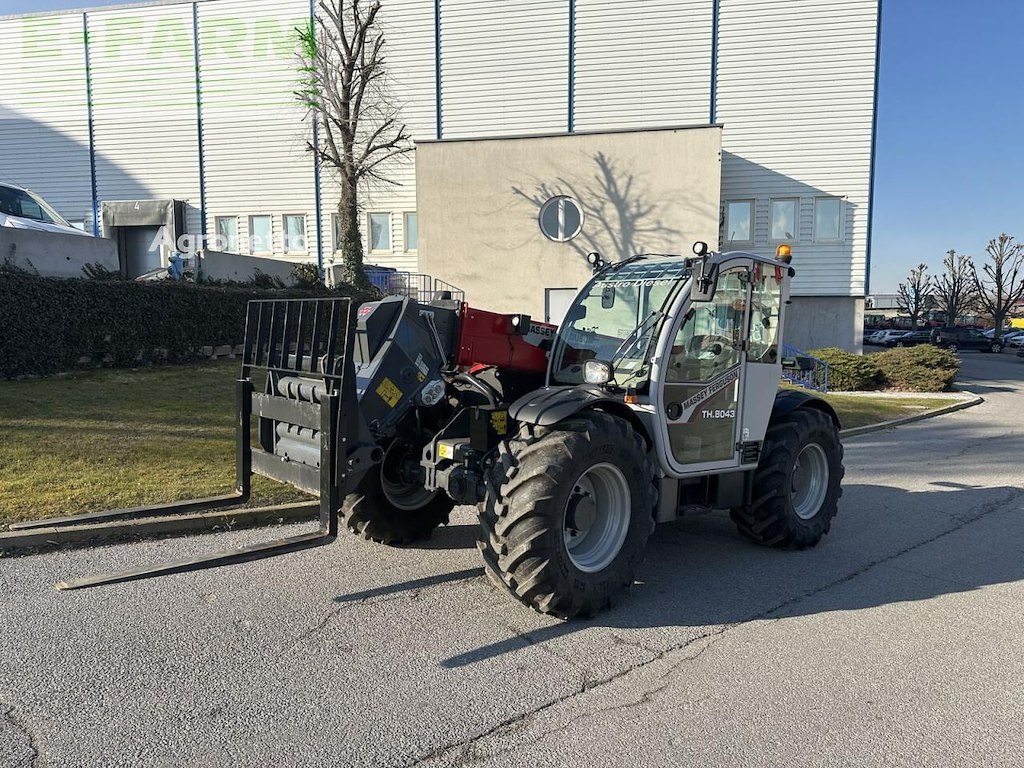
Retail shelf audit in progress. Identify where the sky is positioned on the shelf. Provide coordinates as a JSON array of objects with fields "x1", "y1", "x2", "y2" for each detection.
[{"x1": 1, "y1": 0, "x2": 1021, "y2": 295}]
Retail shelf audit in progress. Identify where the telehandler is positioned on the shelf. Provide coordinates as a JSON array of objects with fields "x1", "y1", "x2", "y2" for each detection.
[{"x1": 21, "y1": 242, "x2": 842, "y2": 618}]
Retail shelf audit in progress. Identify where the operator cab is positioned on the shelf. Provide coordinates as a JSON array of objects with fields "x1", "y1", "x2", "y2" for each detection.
[{"x1": 545, "y1": 245, "x2": 791, "y2": 478}]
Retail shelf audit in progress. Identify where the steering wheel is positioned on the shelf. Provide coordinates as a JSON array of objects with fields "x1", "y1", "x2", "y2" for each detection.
[{"x1": 691, "y1": 335, "x2": 733, "y2": 358}]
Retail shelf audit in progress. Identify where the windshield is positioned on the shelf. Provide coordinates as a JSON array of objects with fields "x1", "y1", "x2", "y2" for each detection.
[
  {"x1": 550, "y1": 259, "x2": 691, "y2": 388},
  {"x1": 0, "y1": 186, "x2": 69, "y2": 226}
]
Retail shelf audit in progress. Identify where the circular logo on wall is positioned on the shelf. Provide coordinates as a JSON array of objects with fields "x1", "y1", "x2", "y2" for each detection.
[{"x1": 538, "y1": 196, "x2": 584, "y2": 242}]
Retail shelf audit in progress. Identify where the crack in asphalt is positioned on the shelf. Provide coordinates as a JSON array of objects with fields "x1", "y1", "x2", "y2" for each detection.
[
  {"x1": 3, "y1": 705, "x2": 39, "y2": 768},
  {"x1": 278, "y1": 570, "x2": 484, "y2": 656},
  {"x1": 757, "y1": 486, "x2": 1024, "y2": 623},
  {"x1": 402, "y1": 629, "x2": 723, "y2": 768},
  {"x1": 403, "y1": 484, "x2": 1024, "y2": 767}
]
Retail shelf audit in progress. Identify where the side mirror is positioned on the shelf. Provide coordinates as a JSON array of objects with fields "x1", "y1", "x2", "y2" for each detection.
[
  {"x1": 690, "y1": 263, "x2": 719, "y2": 303},
  {"x1": 565, "y1": 304, "x2": 587, "y2": 323}
]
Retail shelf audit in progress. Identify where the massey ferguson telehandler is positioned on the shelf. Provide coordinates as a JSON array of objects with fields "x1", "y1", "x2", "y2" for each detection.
[{"x1": 21, "y1": 242, "x2": 843, "y2": 618}]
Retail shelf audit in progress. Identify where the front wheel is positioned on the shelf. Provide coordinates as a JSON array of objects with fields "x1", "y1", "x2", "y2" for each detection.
[
  {"x1": 947, "y1": 342, "x2": 959, "y2": 353},
  {"x1": 479, "y1": 412, "x2": 655, "y2": 618},
  {"x1": 342, "y1": 437, "x2": 454, "y2": 544},
  {"x1": 730, "y1": 408, "x2": 844, "y2": 549},
  {"x1": 990, "y1": 342, "x2": 1003, "y2": 353}
]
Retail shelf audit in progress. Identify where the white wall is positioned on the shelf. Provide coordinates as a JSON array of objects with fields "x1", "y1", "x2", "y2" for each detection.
[
  {"x1": 87, "y1": 4, "x2": 203, "y2": 236},
  {"x1": 716, "y1": 0, "x2": 878, "y2": 297},
  {"x1": 0, "y1": 14, "x2": 93, "y2": 227},
  {"x1": 0, "y1": 0, "x2": 878, "y2": 316},
  {"x1": 199, "y1": 0, "x2": 318, "y2": 262},
  {"x1": 573, "y1": 0, "x2": 713, "y2": 131}
]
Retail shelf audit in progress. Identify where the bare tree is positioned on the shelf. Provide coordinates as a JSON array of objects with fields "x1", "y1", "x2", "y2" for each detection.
[
  {"x1": 297, "y1": 0, "x2": 412, "y2": 291},
  {"x1": 896, "y1": 263, "x2": 933, "y2": 329},
  {"x1": 934, "y1": 249, "x2": 977, "y2": 327},
  {"x1": 969, "y1": 234, "x2": 1024, "y2": 341}
]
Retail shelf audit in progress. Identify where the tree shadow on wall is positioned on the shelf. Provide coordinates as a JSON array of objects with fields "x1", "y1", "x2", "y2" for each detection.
[{"x1": 511, "y1": 151, "x2": 682, "y2": 268}]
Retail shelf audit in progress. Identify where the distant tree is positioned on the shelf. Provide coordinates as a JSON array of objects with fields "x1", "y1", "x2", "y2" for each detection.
[
  {"x1": 969, "y1": 234, "x2": 1024, "y2": 341},
  {"x1": 297, "y1": 0, "x2": 413, "y2": 291},
  {"x1": 934, "y1": 249, "x2": 977, "y2": 327},
  {"x1": 896, "y1": 263, "x2": 933, "y2": 329}
]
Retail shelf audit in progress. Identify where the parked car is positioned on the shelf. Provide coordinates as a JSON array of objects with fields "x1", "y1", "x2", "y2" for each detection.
[
  {"x1": 0, "y1": 182, "x2": 90, "y2": 237},
  {"x1": 871, "y1": 329, "x2": 913, "y2": 346},
  {"x1": 865, "y1": 330, "x2": 890, "y2": 345},
  {"x1": 930, "y1": 327, "x2": 1003, "y2": 353},
  {"x1": 886, "y1": 330, "x2": 933, "y2": 347}
]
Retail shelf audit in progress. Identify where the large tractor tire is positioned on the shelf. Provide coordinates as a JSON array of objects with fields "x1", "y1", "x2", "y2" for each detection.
[
  {"x1": 479, "y1": 411, "x2": 656, "y2": 619},
  {"x1": 342, "y1": 438, "x2": 454, "y2": 544},
  {"x1": 730, "y1": 408, "x2": 844, "y2": 549}
]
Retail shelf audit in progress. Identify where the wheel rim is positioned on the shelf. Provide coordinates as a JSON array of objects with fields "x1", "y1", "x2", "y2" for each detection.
[
  {"x1": 563, "y1": 463, "x2": 631, "y2": 573},
  {"x1": 380, "y1": 440, "x2": 438, "y2": 511},
  {"x1": 949, "y1": 343, "x2": 958, "y2": 352},
  {"x1": 992, "y1": 343, "x2": 1001, "y2": 353},
  {"x1": 791, "y1": 443, "x2": 829, "y2": 520}
]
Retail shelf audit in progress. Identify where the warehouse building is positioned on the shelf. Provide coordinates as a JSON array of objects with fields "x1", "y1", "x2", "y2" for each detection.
[{"x1": 0, "y1": 0, "x2": 879, "y2": 350}]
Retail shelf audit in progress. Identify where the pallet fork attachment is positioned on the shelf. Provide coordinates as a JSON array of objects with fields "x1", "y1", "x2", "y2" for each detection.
[{"x1": 36, "y1": 297, "x2": 368, "y2": 591}]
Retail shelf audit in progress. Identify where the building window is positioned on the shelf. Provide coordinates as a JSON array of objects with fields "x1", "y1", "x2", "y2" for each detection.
[
  {"x1": 538, "y1": 196, "x2": 583, "y2": 242},
  {"x1": 284, "y1": 214, "x2": 306, "y2": 253},
  {"x1": 724, "y1": 200, "x2": 753, "y2": 244},
  {"x1": 769, "y1": 199, "x2": 797, "y2": 242},
  {"x1": 248, "y1": 215, "x2": 272, "y2": 254},
  {"x1": 368, "y1": 212, "x2": 391, "y2": 251},
  {"x1": 404, "y1": 212, "x2": 418, "y2": 252},
  {"x1": 214, "y1": 216, "x2": 238, "y2": 253},
  {"x1": 814, "y1": 197, "x2": 842, "y2": 242}
]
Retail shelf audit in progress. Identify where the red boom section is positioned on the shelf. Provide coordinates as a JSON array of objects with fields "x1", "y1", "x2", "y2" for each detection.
[{"x1": 455, "y1": 305, "x2": 554, "y2": 374}]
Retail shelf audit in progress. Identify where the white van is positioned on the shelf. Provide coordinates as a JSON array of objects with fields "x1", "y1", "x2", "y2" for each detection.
[{"x1": 0, "y1": 182, "x2": 92, "y2": 237}]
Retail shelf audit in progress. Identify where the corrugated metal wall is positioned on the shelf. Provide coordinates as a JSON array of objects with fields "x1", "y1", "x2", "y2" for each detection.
[
  {"x1": 0, "y1": 0, "x2": 878, "y2": 298},
  {"x1": 716, "y1": 0, "x2": 878, "y2": 296},
  {"x1": 321, "y1": 0, "x2": 435, "y2": 272},
  {"x1": 198, "y1": 0, "x2": 317, "y2": 260},
  {"x1": 88, "y1": 4, "x2": 202, "y2": 236},
  {"x1": 0, "y1": 15, "x2": 93, "y2": 226},
  {"x1": 573, "y1": 0, "x2": 713, "y2": 131},
  {"x1": 439, "y1": 0, "x2": 569, "y2": 139}
]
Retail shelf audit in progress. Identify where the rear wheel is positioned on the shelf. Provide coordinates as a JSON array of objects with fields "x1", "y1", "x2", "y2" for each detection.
[
  {"x1": 479, "y1": 411, "x2": 655, "y2": 618},
  {"x1": 990, "y1": 342, "x2": 1002, "y2": 353},
  {"x1": 342, "y1": 437, "x2": 454, "y2": 544},
  {"x1": 730, "y1": 408, "x2": 843, "y2": 549},
  {"x1": 947, "y1": 342, "x2": 959, "y2": 353}
]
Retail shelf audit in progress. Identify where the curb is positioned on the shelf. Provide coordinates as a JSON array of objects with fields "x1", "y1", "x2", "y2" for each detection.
[
  {"x1": 0, "y1": 501, "x2": 318, "y2": 555},
  {"x1": 839, "y1": 392, "x2": 984, "y2": 438},
  {"x1": 1, "y1": 394, "x2": 985, "y2": 555}
]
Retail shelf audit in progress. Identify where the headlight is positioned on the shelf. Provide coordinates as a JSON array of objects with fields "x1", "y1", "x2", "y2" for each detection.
[{"x1": 582, "y1": 359, "x2": 613, "y2": 385}]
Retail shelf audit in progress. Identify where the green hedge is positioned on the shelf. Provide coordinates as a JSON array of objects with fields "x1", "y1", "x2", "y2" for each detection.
[
  {"x1": 807, "y1": 345, "x2": 960, "y2": 392},
  {"x1": 0, "y1": 273, "x2": 369, "y2": 378},
  {"x1": 873, "y1": 345, "x2": 960, "y2": 392},
  {"x1": 808, "y1": 347, "x2": 884, "y2": 391}
]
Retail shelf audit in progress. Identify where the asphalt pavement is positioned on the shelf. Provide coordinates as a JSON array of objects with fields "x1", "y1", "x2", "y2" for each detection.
[{"x1": 2, "y1": 351, "x2": 1023, "y2": 767}]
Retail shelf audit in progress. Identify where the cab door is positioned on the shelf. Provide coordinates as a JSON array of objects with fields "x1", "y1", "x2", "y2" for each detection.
[{"x1": 656, "y1": 263, "x2": 751, "y2": 474}]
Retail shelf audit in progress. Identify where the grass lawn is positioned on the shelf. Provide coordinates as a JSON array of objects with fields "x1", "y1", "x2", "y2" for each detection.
[
  {"x1": 811, "y1": 392, "x2": 962, "y2": 430},
  {"x1": 0, "y1": 363, "x2": 963, "y2": 526},
  {"x1": 0, "y1": 361, "x2": 310, "y2": 526}
]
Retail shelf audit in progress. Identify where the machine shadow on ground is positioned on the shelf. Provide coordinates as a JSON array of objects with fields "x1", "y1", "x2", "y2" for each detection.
[{"x1": 328, "y1": 483, "x2": 1024, "y2": 668}]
